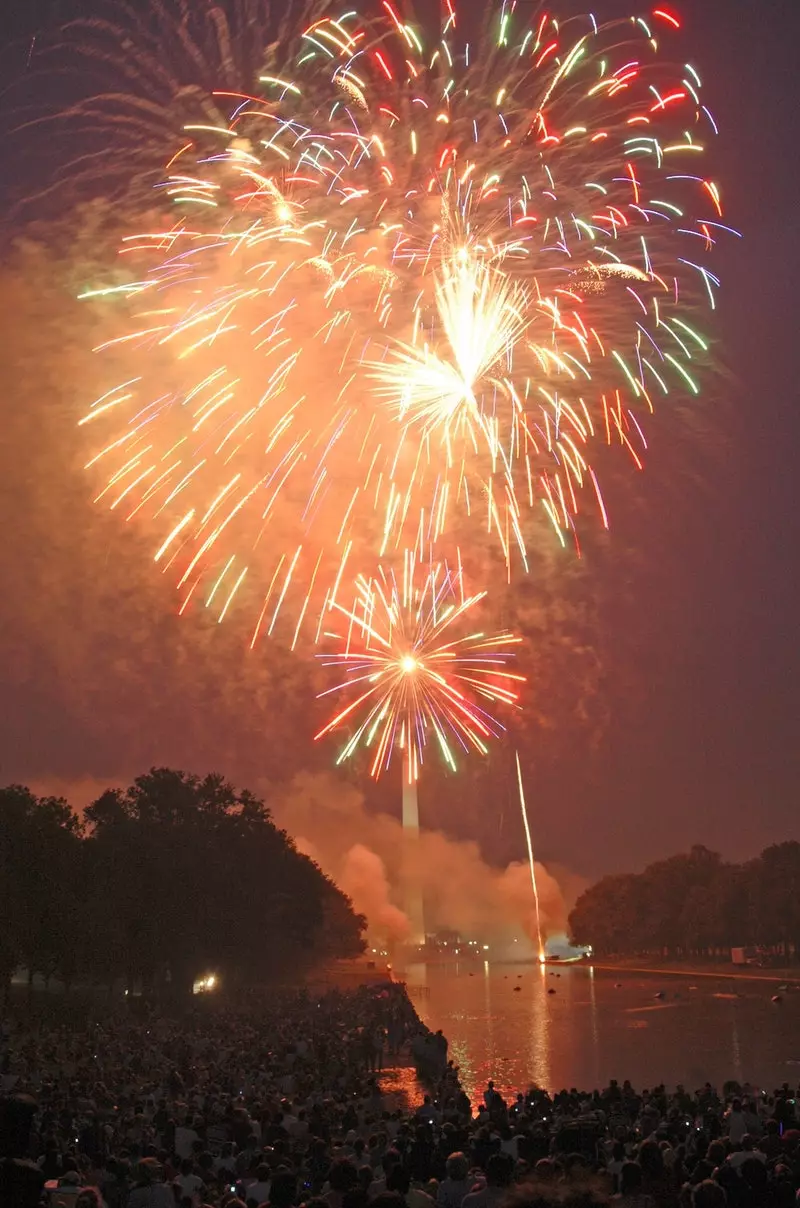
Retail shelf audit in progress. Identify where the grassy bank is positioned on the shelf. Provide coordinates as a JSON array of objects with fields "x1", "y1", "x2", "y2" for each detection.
[{"x1": 304, "y1": 957, "x2": 394, "y2": 992}]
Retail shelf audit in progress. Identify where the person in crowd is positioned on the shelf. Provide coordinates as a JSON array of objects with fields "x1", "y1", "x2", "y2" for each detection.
[
  {"x1": 386, "y1": 1164, "x2": 435, "y2": 1208},
  {"x1": 127, "y1": 1158, "x2": 175, "y2": 1208},
  {"x1": 726, "y1": 1102, "x2": 749, "y2": 1146},
  {"x1": 437, "y1": 1152, "x2": 475, "y2": 1208},
  {"x1": 242, "y1": 1162, "x2": 272, "y2": 1205},
  {"x1": 615, "y1": 1161, "x2": 655, "y2": 1208},
  {"x1": 173, "y1": 1157, "x2": 205, "y2": 1201},
  {"x1": 461, "y1": 1154, "x2": 514, "y2": 1208}
]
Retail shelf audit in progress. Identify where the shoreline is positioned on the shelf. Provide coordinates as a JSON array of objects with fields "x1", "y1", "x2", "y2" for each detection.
[
  {"x1": 306, "y1": 954, "x2": 800, "y2": 989},
  {"x1": 588, "y1": 959, "x2": 799, "y2": 984}
]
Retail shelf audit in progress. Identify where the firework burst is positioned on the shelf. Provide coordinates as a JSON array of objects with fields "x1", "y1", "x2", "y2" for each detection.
[
  {"x1": 315, "y1": 556, "x2": 524, "y2": 780},
  {"x1": 368, "y1": 254, "x2": 529, "y2": 444},
  {"x1": 73, "y1": 0, "x2": 734, "y2": 637}
]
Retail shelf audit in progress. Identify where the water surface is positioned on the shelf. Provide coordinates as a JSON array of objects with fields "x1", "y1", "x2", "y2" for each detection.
[{"x1": 401, "y1": 961, "x2": 800, "y2": 1101}]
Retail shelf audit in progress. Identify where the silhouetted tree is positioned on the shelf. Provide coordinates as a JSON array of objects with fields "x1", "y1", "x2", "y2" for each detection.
[
  {"x1": 752, "y1": 842, "x2": 800, "y2": 955},
  {"x1": 569, "y1": 842, "x2": 800, "y2": 961},
  {"x1": 1, "y1": 768, "x2": 365, "y2": 1002},
  {"x1": 0, "y1": 785, "x2": 83, "y2": 1003}
]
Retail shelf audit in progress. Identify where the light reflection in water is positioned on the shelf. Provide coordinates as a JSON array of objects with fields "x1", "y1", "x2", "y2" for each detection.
[
  {"x1": 528, "y1": 961, "x2": 551, "y2": 1089},
  {"x1": 401, "y1": 961, "x2": 800, "y2": 1103},
  {"x1": 730, "y1": 1004, "x2": 742, "y2": 1083},
  {"x1": 588, "y1": 963, "x2": 600, "y2": 1087},
  {"x1": 483, "y1": 959, "x2": 495, "y2": 1086}
]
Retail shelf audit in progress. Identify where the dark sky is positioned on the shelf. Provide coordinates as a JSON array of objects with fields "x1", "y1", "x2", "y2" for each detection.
[
  {"x1": 0, "y1": 0, "x2": 798, "y2": 883},
  {"x1": 585, "y1": 0, "x2": 800, "y2": 870}
]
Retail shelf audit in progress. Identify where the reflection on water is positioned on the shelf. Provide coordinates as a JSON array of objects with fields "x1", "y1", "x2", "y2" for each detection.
[
  {"x1": 528, "y1": 962, "x2": 551, "y2": 1089},
  {"x1": 380, "y1": 1062, "x2": 426, "y2": 1109},
  {"x1": 402, "y1": 961, "x2": 800, "y2": 1102}
]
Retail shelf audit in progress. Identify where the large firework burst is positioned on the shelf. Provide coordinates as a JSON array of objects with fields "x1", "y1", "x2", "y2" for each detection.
[{"x1": 74, "y1": 0, "x2": 734, "y2": 638}]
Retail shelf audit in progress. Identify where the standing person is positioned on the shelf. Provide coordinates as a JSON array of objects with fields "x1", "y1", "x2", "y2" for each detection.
[
  {"x1": 436, "y1": 1153, "x2": 474, "y2": 1208},
  {"x1": 100, "y1": 1158, "x2": 130, "y2": 1208},
  {"x1": 607, "y1": 1142, "x2": 626, "y2": 1193},
  {"x1": 613, "y1": 1162, "x2": 655, "y2": 1208},
  {"x1": 726, "y1": 1100, "x2": 748, "y2": 1145},
  {"x1": 325, "y1": 1159, "x2": 360, "y2": 1208},
  {"x1": 415, "y1": 1098, "x2": 440, "y2": 1127},
  {"x1": 637, "y1": 1141, "x2": 673, "y2": 1208},
  {"x1": 127, "y1": 1159, "x2": 174, "y2": 1208},
  {"x1": 242, "y1": 1163, "x2": 272, "y2": 1205},
  {"x1": 173, "y1": 1158, "x2": 204, "y2": 1201},
  {"x1": 369, "y1": 1149, "x2": 402, "y2": 1199},
  {"x1": 269, "y1": 1170, "x2": 298, "y2": 1208},
  {"x1": 174, "y1": 1118, "x2": 199, "y2": 1162},
  {"x1": 386, "y1": 1166, "x2": 435, "y2": 1208},
  {"x1": 461, "y1": 1155, "x2": 513, "y2": 1208},
  {"x1": 371, "y1": 1028, "x2": 385, "y2": 1074},
  {"x1": 362, "y1": 1031, "x2": 377, "y2": 1074},
  {"x1": 387, "y1": 1016, "x2": 404, "y2": 1060}
]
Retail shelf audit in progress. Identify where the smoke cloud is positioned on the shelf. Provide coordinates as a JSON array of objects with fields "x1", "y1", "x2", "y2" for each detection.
[
  {"x1": 297, "y1": 834, "x2": 411, "y2": 943},
  {"x1": 272, "y1": 771, "x2": 580, "y2": 951}
]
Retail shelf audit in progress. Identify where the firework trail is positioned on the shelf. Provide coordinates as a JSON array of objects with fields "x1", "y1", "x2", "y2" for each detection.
[
  {"x1": 516, "y1": 749, "x2": 545, "y2": 960},
  {"x1": 73, "y1": 0, "x2": 734, "y2": 638},
  {"x1": 315, "y1": 555, "x2": 524, "y2": 780},
  {"x1": 6, "y1": 0, "x2": 279, "y2": 211}
]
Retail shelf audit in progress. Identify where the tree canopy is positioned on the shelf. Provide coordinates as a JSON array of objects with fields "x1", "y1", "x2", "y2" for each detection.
[
  {"x1": 0, "y1": 768, "x2": 365, "y2": 1002},
  {"x1": 569, "y1": 841, "x2": 800, "y2": 959}
]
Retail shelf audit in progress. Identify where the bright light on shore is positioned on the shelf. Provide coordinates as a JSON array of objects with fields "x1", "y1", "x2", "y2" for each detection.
[{"x1": 193, "y1": 973, "x2": 219, "y2": 994}]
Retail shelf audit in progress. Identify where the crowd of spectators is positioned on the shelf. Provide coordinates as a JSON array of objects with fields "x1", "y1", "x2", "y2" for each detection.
[{"x1": 2, "y1": 986, "x2": 800, "y2": 1208}]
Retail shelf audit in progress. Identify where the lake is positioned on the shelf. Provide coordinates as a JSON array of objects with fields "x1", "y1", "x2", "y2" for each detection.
[{"x1": 398, "y1": 961, "x2": 800, "y2": 1101}]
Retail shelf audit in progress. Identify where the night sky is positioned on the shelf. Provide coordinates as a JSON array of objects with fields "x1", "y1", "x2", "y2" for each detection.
[{"x1": 0, "y1": 0, "x2": 797, "y2": 883}]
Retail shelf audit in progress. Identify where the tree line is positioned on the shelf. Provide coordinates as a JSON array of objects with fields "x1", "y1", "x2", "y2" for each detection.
[
  {"x1": 567, "y1": 840, "x2": 800, "y2": 961},
  {"x1": 568, "y1": 842, "x2": 800, "y2": 959},
  {"x1": 0, "y1": 768, "x2": 366, "y2": 1005}
]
